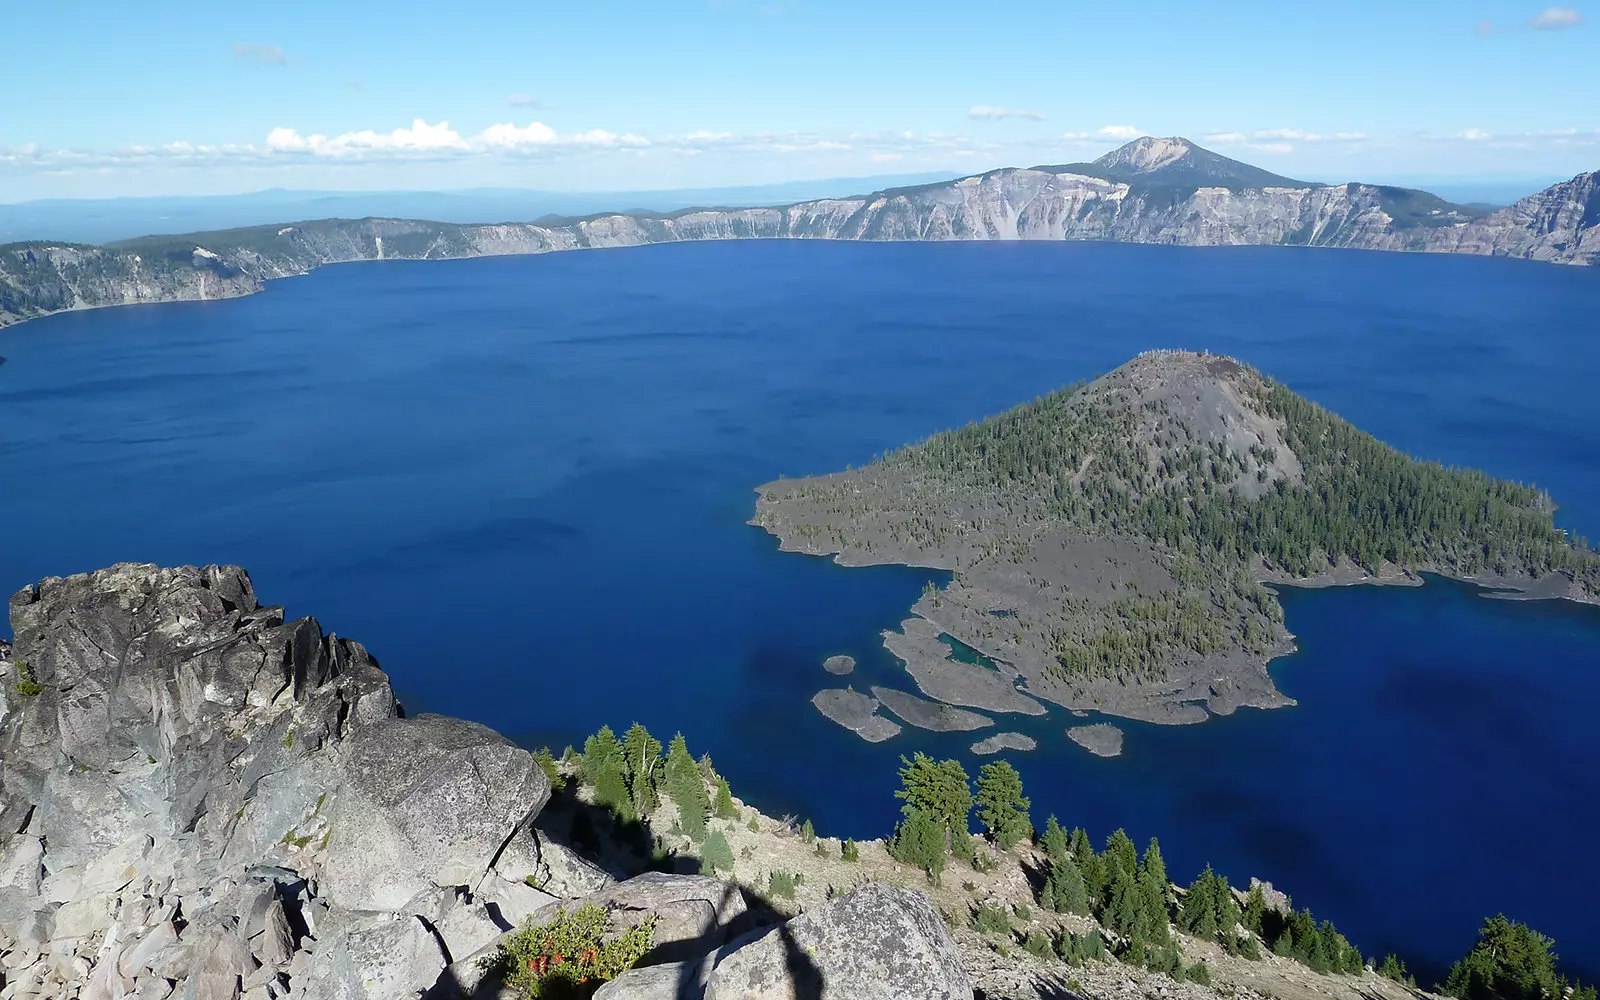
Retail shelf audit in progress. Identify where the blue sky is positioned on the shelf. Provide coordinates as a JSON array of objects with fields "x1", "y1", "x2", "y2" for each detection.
[{"x1": 1, "y1": 0, "x2": 1596, "y2": 200}]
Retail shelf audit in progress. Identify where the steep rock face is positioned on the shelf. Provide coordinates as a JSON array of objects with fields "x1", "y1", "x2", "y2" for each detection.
[
  {"x1": 0, "y1": 563, "x2": 550, "y2": 1000},
  {"x1": 1420, "y1": 170, "x2": 1600, "y2": 263},
  {"x1": 1, "y1": 137, "x2": 1595, "y2": 330}
]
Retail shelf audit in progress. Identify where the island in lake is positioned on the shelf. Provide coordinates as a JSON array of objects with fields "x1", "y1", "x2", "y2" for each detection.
[{"x1": 763, "y1": 350, "x2": 1599, "y2": 743}]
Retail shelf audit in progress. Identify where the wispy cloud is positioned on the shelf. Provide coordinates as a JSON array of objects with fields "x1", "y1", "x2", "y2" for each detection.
[
  {"x1": 508, "y1": 94, "x2": 542, "y2": 108},
  {"x1": 1530, "y1": 5, "x2": 1584, "y2": 28},
  {"x1": 1098, "y1": 125, "x2": 1144, "y2": 140},
  {"x1": 233, "y1": 43, "x2": 289, "y2": 66},
  {"x1": 969, "y1": 105, "x2": 1046, "y2": 121},
  {"x1": 1476, "y1": 5, "x2": 1583, "y2": 34},
  {"x1": 1202, "y1": 129, "x2": 1367, "y2": 155}
]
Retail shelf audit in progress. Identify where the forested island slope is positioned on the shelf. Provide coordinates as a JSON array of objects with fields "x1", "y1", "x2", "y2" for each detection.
[
  {"x1": 752, "y1": 351, "x2": 1600, "y2": 726},
  {"x1": 3, "y1": 137, "x2": 1598, "y2": 329}
]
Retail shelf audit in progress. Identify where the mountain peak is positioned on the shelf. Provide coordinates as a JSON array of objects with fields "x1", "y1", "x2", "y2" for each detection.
[
  {"x1": 1073, "y1": 136, "x2": 1311, "y2": 191},
  {"x1": 1093, "y1": 136, "x2": 1196, "y2": 173}
]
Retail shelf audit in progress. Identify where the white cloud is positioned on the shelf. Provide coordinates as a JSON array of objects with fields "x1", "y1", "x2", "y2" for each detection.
[
  {"x1": 1529, "y1": 5, "x2": 1583, "y2": 28},
  {"x1": 233, "y1": 43, "x2": 288, "y2": 66},
  {"x1": 1205, "y1": 129, "x2": 1366, "y2": 146},
  {"x1": 478, "y1": 121, "x2": 560, "y2": 147},
  {"x1": 1477, "y1": 6, "x2": 1583, "y2": 33},
  {"x1": 1455, "y1": 128, "x2": 1493, "y2": 141},
  {"x1": 1098, "y1": 125, "x2": 1144, "y2": 140},
  {"x1": 969, "y1": 105, "x2": 1046, "y2": 121},
  {"x1": 508, "y1": 94, "x2": 542, "y2": 108},
  {"x1": 1250, "y1": 128, "x2": 1368, "y2": 142},
  {"x1": 266, "y1": 119, "x2": 469, "y2": 157}
]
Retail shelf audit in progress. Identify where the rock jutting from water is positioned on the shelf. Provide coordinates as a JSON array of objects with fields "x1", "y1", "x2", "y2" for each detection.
[
  {"x1": 810, "y1": 687, "x2": 902, "y2": 743},
  {"x1": 881, "y1": 617, "x2": 1047, "y2": 716},
  {"x1": 1067, "y1": 723, "x2": 1126, "y2": 758},
  {"x1": 0, "y1": 563, "x2": 978, "y2": 1000},
  {"x1": 871, "y1": 685, "x2": 994, "y2": 732},
  {"x1": 971, "y1": 732, "x2": 1038, "y2": 755},
  {"x1": 823, "y1": 653, "x2": 856, "y2": 675}
]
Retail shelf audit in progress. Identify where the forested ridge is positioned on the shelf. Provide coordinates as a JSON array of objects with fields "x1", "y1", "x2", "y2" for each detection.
[
  {"x1": 888, "y1": 366, "x2": 1596, "y2": 588},
  {"x1": 765, "y1": 352, "x2": 1598, "y2": 687}
]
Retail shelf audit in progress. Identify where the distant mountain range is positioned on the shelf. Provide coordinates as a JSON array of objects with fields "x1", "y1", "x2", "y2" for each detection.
[
  {"x1": 0, "y1": 173, "x2": 964, "y2": 245},
  {"x1": 2, "y1": 137, "x2": 1596, "y2": 329}
]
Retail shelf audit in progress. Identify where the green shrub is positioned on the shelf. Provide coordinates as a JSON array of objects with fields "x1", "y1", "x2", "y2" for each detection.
[
  {"x1": 746, "y1": 816, "x2": 761, "y2": 833},
  {"x1": 1023, "y1": 930, "x2": 1054, "y2": 959},
  {"x1": 498, "y1": 904, "x2": 654, "y2": 999},
  {"x1": 768, "y1": 871, "x2": 799, "y2": 900},
  {"x1": 972, "y1": 902, "x2": 1011, "y2": 936},
  {"x1": 534, "y1": 748, "x2": 565, "y2": 792},
  {"x1": 1056, "y1": 930, "x2": 1106, "y2": 966},
  {"x1": 814, "y1": 841, "x2": 829, "y2": 859},
  {"x1": 13, "y1": 661, "x2": 43, "y2": 697},
  {"x1": 1187, "y1": 960, "x2": 1212, "y2": 986},
  {"x1": 799, "y1": 819, "x2": 815, "y2": 843},
  {"x1": 840, "y1": 838, "x2": 860, "y2": 862},
  {"x1": 699, "y1": 831, "x2": 734, "y2": 876},
  {"x1": 1378, "y1": 954, "x2": 1414, "y2": 985}
]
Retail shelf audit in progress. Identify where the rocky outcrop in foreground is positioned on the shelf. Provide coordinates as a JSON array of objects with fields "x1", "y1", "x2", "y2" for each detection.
[
  {"x1": 0, "y1": 564, "x2": 971, "y2": 999},
  {"x1": 2, "y1": 137, "x2": 1596, "y2": 328}
]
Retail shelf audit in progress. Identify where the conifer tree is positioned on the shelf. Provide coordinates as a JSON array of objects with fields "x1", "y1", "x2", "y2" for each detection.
[
  {"x1": 1042, "y1": 856, "x2": 1090, "y2": 915},
  {"x1": 888, "y1": 808, "x2": 947, "y2": 885},
  {"x1": 1180, "y1": 867, "x2": 1221, "y2": 940},
  {"x1": 1216, "y1": 873, "x2": 1243, "y2": 952},
  {"x1": 712, "y1": 776, "x2": 738, "y2": 819},
  {"x1": 894, "y1": 753, "x2": 972, "y2": 852},
  {"x1": 1137, "y1": 838, "x2": 1171, "y2": 946},
  {"x1": 593, "y1": 759, "x2": 632, "y2": 822},
  {"x1": 1104, "y1": 829, "x2": 1139, "y2": 880},
  {"x1": 661, "y1": 732, "x2": 708, "y2": 840},
  {"x1": 621, "y1": 722, "x2": 662, "y2": 816},
  {"x1": 975, "y1": 760, "x2": 1032, "y2": 851},
  {"x1": 580, "y1": 725, "x2": 623, "y2": 786},
  {"x1": 1071, "y1": 827, "x2": 1105, "y2": 903},
  {"x1": 1040, "y1": 815, "x2": 1069, "y2": 862},
  {"x1": 1242, "y1": 883, "x2": 1267, "y2": 935},
  {"x1": 1106, "y1": 862, "x2": 1143, "y2": 946},
  {"x1": 1442, "y1": 916, "x2": 1573, "y2": 1000}
]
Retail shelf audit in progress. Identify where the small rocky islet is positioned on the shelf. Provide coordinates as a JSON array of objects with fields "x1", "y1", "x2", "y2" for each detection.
[{"x1": 1068, "y1": 723, "x2": 1127, "y2": 758}]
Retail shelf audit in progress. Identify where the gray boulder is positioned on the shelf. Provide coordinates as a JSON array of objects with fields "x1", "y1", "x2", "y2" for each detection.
[
  {"x1": 702, "y1": 883, "x2": 971, "y2": 1000},
  {"x1": 292, "y1": 910, "x2": 448, "y2": 1000},
  {"x1": 493, "y1": 825, "x2": 614, "y2": 898},
  {"x1": 595, "y1": 957, "x2": 714, "y2": 1000},
  {"x1": 320, "y1": 714, "x2": 550, "y2": 912}
]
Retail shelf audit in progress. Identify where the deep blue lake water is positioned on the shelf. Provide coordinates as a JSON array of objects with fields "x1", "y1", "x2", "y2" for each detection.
[{"x1": 2, "y1": 240, "x2": 1597, "y2": 979}]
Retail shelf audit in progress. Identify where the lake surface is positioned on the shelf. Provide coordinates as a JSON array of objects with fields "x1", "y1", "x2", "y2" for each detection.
[{"x1": 2, "y1": 240, "x2": 1597, "y2": 980}]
